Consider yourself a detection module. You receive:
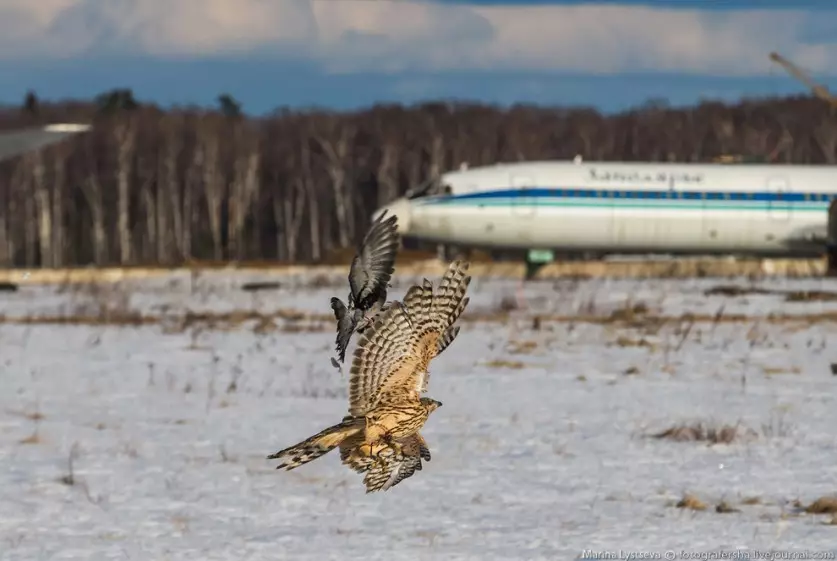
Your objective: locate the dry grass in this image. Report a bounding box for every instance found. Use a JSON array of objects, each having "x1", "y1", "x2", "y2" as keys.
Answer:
[
  {"x1": 483, "y1": 359, "x2": 526, "y2": 369},
  {"x1": 0, "y1": 256, "x2": 825, "y2": 286},
  {"x1": 507, "y1": 340, "x2": 539, "y2": 354},
  {"x1": 715, "y1": 500, "x2": 741, "y2": 514},
  {"x1": 762, "y1": 366, "x2": 801, "y2": 376},
  {"x1": 649, "y1": 421, "x2": 758, "y2": 445},
  {"x1": 6, "y1": 408, "x2": 45, "y2": 422},
  {"x1": 805, "y1": 496, "x2": 837, "y2": 515},
  {"x1": 18, "y1": 428, "x2": 42, "y2": 445},
  {"x1": 613, "y1": 335, "x2": 657, "y2": 349},
  {"x1": 5, "y1": 305, "x2": 837, "y2": 331},
  {"x1": 705, "y1": 284, "x2": 837, "y2": 302},
  {"x1": 676, "y1": 493, "x2": 708, "y2": 511}
]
